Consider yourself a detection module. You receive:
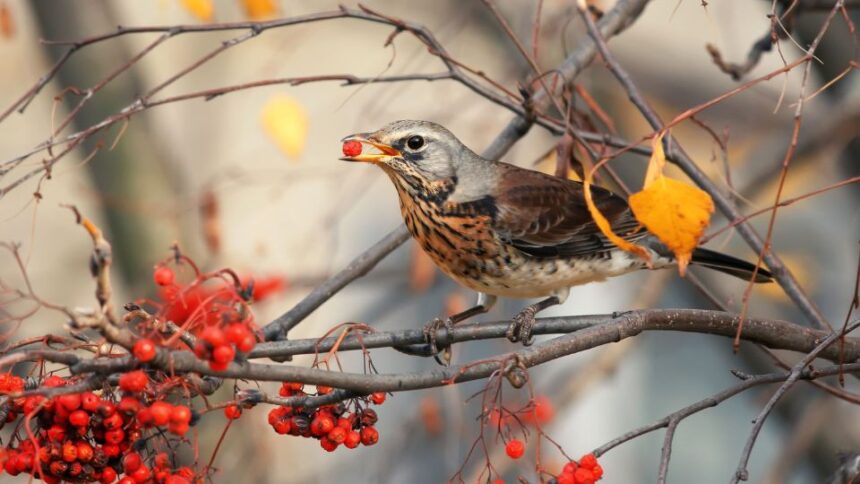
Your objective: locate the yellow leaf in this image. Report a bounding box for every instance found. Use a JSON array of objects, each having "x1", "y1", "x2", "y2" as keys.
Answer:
[
  {"x1": 180, "y1": 0, "x2": 213, "y2": 22},
  {"x1": 241, "y1": 0, "x2": 279, "y2": 19},
  {"x1": 583, "y1": 175, "x2": 651, "y2": 265},
  {"x1": 643, "y1": 131, "x2": 666, "y2": 187},
  {"x1": 260, "y1": 94, "x2": 308, "y2": 160},
  {"x1": 629, "y1": 175, "x2": 714, "y2": 275}
]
